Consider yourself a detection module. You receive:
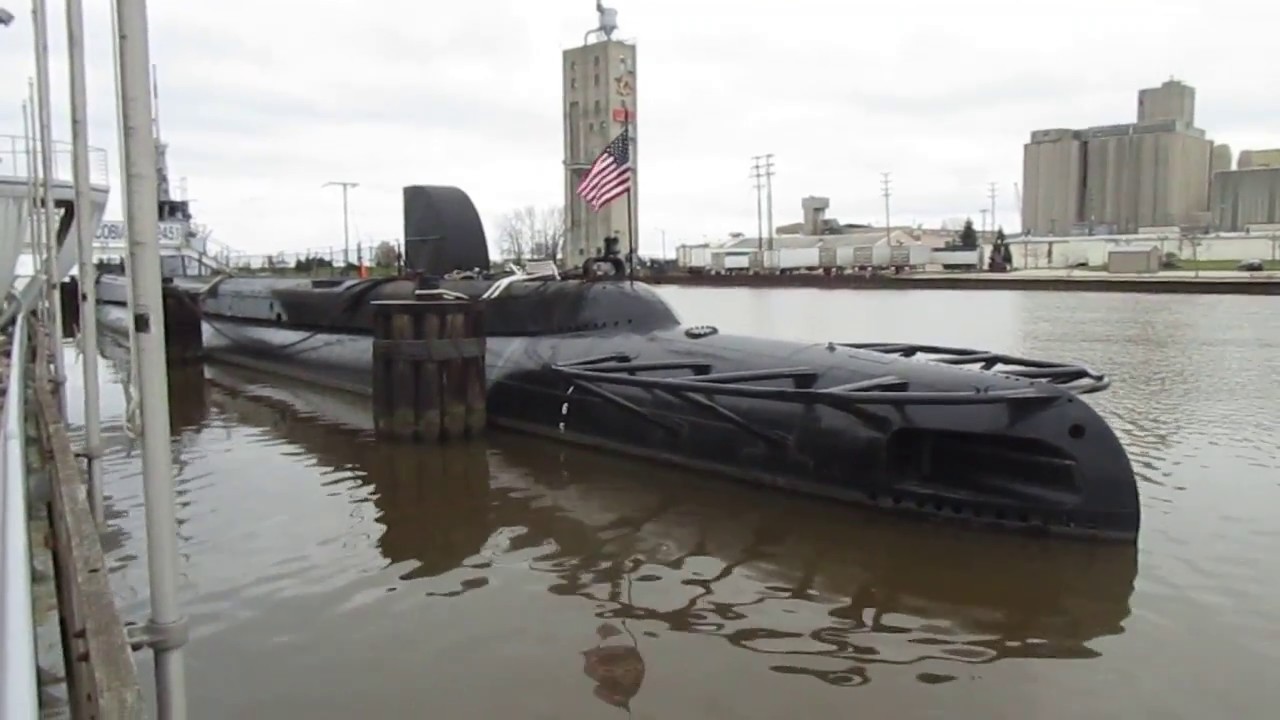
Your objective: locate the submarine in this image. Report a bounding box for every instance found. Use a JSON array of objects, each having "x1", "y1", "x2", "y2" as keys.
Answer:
[{"x1": 94, "y1": 185, "x2": 1140, "y2": 541}]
